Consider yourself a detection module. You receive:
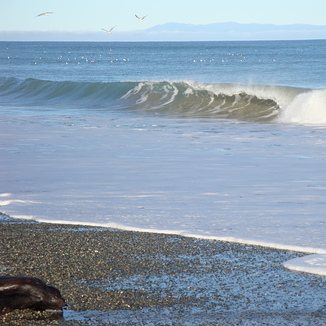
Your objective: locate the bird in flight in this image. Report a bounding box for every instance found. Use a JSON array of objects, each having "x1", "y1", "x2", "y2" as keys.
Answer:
[
  {"x1": 135, "y1": 14, "x2": 147, "y2": 22},
  {"x1": 36, "y1": 12, "x2": 53, "y2": 17},
  {"x1": 102, "y1": 26, "x2": 116, "y2": 34}
]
